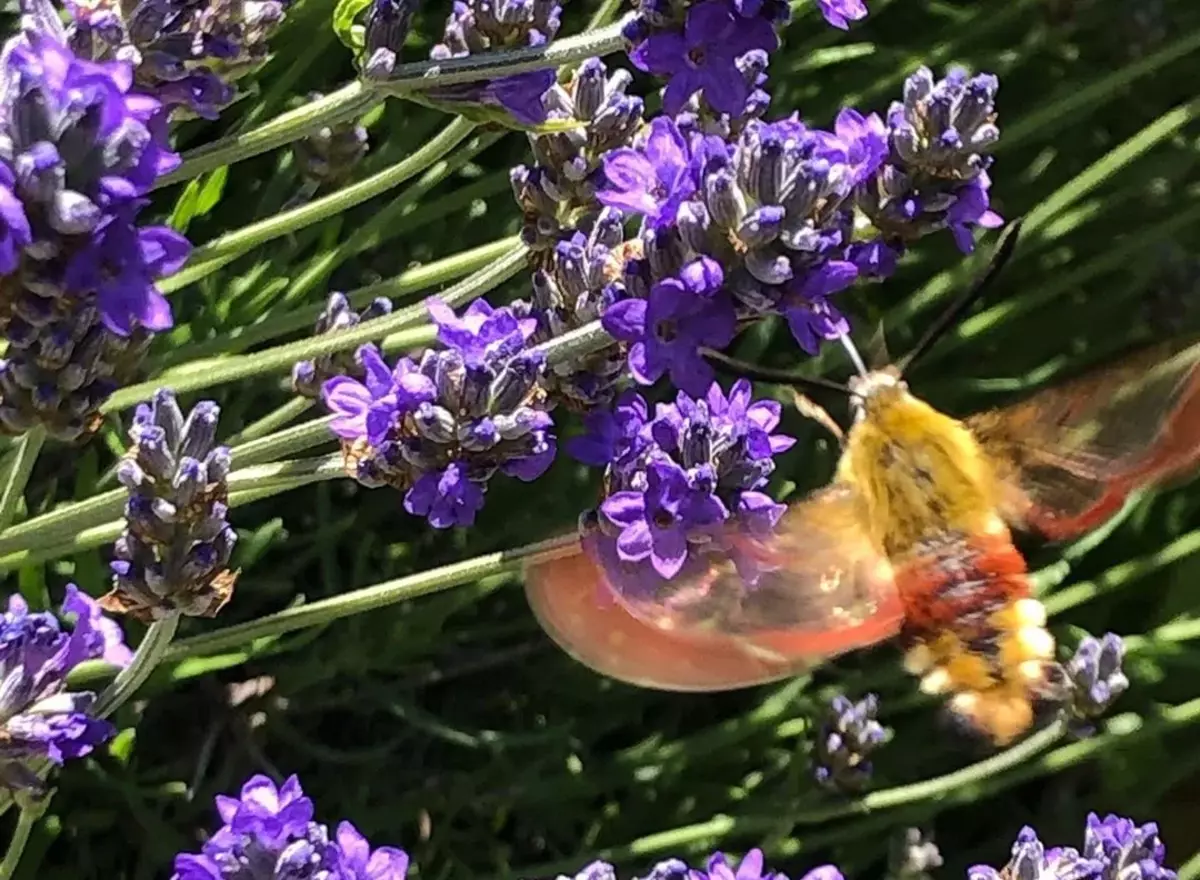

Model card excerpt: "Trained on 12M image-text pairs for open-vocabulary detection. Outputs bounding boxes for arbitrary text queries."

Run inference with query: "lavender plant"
[0,0,1191,874]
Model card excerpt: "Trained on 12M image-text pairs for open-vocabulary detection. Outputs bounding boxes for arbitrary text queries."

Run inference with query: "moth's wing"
[967,339,1200,540]
[523,485,904,692]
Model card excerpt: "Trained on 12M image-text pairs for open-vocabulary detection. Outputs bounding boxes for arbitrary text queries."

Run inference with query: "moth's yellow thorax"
[837,384,1001,554]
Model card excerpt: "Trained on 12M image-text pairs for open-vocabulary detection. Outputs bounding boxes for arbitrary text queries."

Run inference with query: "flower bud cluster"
[0,8,189,441]
[854,65,1003,258]
[811,693,887,793]
[292,292,394,399]
[105,388,238,622]
[66,0,289,119]
[568,378,793,590]
[291,94,370,191]
[323,299,556,528]
[0,586,128,795]
[417,0,564,127]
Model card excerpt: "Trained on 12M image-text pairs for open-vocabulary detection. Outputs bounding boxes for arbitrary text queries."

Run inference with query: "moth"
[523,220,1200,745]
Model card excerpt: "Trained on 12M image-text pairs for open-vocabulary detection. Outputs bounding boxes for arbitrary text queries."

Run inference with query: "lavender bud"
[102,389,237,622]
[812,693,888,793]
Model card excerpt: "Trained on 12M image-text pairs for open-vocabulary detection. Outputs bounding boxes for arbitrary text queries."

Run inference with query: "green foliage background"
[6,0,1200,877]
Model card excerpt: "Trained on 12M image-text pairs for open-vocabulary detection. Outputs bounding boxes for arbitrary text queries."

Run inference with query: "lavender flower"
[854,65,1003,255]
[520,209,632,409]
[628,0,779,117]
[689,850,799,880]
[172,774,409,880]
[104,389,238,621]
[292,292,394,399]
[1084,814,1175,880]
[569,379,792,591]
[361,0,418,79]
[0,586,122,794]
[323,298,555,528]
[418,0,563,126]
[969,826,1103,880]
[512,57,645,254]
[594,113,877,363]
[970,814,1174,880]
[66,0,290,119]
[812,693,887,792]
[815,0,868,30]
[290,95,370,191]
[1062,633,1128,734]
[0,4,189,441]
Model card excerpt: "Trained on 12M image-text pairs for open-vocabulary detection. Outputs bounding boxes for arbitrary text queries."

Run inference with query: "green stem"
[519,700,1200,875]
[155,17,630,189]
[0,426,44,533]
[156,236,518,365]
[1178,846,1200,880]
[155,83,380,189]
[107,245,525,413]
[376,17,630,97]
[157,533,577,663]
[0,796,45,880]
[95,615,180,718]
[180,117,477,272]
[0,454,346,569]
[226,397,314,447]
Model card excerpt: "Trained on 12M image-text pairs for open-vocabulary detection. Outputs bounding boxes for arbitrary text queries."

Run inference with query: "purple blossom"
[603,459,728,578]
[106,389,237,622]
[423,0,562,125]
[66,0,289,120]
[575,380,791,587]
[172,774,409,880]
[292,292,395,400]
[812,693,887,792]
[427,296,538,367]
[855,65,1003,252]
[61,585,132,667]
[690,850,794,880]
[598,117,702,229]
[0,5,189,441]
[603,257,737,396]
[322,301,555,529]
[628,0,779,116]
[816,0,868,29]
[1084,814,1174,880]
[1062,633,1128,735]
[521,210,633,409]
[0,586,120,794]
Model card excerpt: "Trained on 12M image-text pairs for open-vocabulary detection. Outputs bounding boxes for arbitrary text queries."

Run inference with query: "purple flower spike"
[67,0,289,119]
[969,814,1175,880]
[812,693,887,792]
[423,0,562,125]
[0,8,189,442]
[598,117,699,229]
[630,0,779,116]
[854,65,1004,252]
[579,380,793,594]
[816,0,868,29]
[323,299,556,528]
[173,773,410,880]
[106,389,237,622]
[0,586,119,794]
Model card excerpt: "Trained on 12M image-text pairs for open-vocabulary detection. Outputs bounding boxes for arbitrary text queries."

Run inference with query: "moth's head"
[848,367,909,420]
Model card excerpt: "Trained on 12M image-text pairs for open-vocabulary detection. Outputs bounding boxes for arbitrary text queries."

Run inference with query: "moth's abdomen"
[893,528,1056,745]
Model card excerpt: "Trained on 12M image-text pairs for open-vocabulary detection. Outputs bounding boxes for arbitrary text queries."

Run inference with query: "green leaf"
[332,0,372,50]
[167,167,229,233]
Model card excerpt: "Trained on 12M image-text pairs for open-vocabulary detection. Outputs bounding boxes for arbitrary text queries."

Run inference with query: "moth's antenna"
[839,333,870,378]
[702,348,852,396]
[896,218,1025,378]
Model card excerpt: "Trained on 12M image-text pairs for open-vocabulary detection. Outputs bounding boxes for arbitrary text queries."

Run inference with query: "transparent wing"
[523,485,904,692]
[967,339,1200,540]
